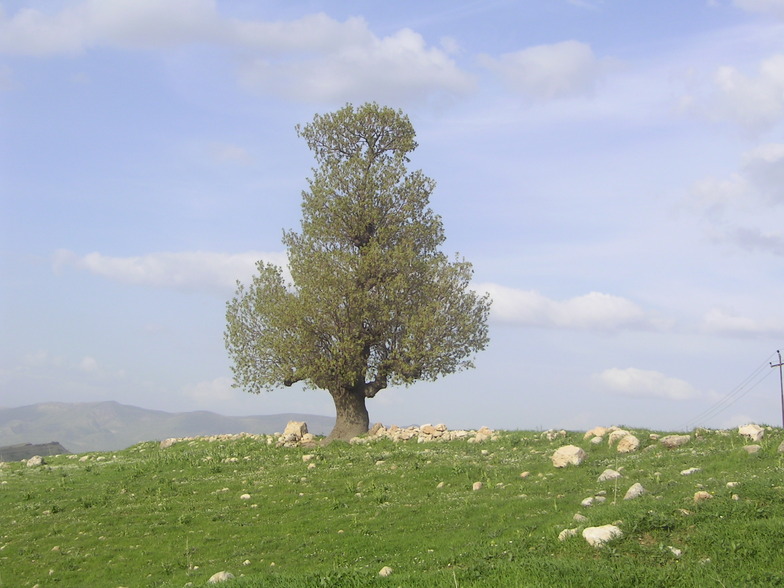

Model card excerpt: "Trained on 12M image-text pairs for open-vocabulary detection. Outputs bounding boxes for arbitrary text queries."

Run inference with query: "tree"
[225,103,491,441]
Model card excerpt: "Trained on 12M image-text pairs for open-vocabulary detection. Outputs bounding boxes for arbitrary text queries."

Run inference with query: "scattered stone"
[543,429,566,441]
[668,546,683,558]
[608,429,630,446]
[472,482,483,491]
[26,455,45,467]
[659,435,691,448]
[208,571,234,583]
[616,435,640,453]
[573,513,589,523]
[558,528,579,541]
[240,494,251,500]
[378,566,393,577]
[551,445,586,468]
[520,471,530,479]
[590,436,604,445]
[694,491,713,503]
[742,445,762,454]
[582,525,623,548]
[623,483,646,500]
[581,495,606,507]
[583,426,608,440]
[159,438,177,449]
[726,482,739,488]
[302,454,315,462]
[681,467,701,476]
[778,440,784,453]
[597,469,622,482]
[738,424,764,442]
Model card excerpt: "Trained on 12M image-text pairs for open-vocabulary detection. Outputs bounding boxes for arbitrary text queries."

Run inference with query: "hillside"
[0,401,334,453]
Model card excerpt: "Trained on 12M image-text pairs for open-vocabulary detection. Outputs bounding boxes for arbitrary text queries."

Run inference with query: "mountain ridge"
[0,401,335,453]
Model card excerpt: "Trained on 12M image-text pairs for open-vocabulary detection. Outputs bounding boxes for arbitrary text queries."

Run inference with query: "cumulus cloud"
[479,40,611,100]
[0,2,473,104]
[711,54,784,131]
[702,308,784,337]
[475,283,661,331]
[53,250,288,293]
[688,143,784,255]
[596,367,702,400]
[181,376,235,405]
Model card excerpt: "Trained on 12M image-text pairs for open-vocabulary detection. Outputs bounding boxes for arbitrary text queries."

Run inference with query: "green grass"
[1,428,783,587]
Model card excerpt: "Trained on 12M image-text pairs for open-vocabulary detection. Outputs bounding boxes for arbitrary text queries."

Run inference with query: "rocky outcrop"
[738,424,764,442]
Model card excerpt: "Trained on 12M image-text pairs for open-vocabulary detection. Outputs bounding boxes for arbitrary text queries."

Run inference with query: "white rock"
[472,481,483,491]
[738,424,764,442]
[581,496,606,507]
[694,491,713,503]
[778,440,784,453]
[681,467,701,476]
[742,445,762,454]
[240,494,251,500]
[283,421,308,440]
[208,571,235,583]
[659,435,690,448]
[26,456,45,467]
[551,445,586,468]
[582,525,623,548]
[668,546,682,558]
[616,435,640,453]
[608,429,630,446]
[583,426,608,440]
[558,528,579,541]
[378,566,393,577]
[573,513,589,523]
[597,469,622,482]
[623,483,646,500]
[590,436,604,445]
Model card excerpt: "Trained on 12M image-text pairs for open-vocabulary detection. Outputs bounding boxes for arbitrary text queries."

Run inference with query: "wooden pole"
[772,350,784,429]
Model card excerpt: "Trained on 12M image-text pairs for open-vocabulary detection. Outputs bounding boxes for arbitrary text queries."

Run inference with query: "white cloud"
[53,250,288,293]
[78,356,99,373]
[702,308,784,336]
[238,26,474,104]
[181,376,235,405]
[733,0,784,19]
[476,283,661,331]
[479,40,611,100]
[712,54,784,131]
[596,367,702,400]
[0,2,473,104]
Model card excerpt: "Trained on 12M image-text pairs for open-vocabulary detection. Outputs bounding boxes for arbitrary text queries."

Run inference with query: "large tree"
[225,103,491,441]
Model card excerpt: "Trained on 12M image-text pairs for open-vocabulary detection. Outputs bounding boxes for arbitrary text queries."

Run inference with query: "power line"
[682,352,777,431]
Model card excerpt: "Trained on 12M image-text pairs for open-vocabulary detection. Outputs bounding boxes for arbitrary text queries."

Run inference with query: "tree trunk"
[327,386,369,441]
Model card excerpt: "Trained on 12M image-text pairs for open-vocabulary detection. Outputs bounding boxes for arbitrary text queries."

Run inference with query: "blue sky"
[1,0,783,432]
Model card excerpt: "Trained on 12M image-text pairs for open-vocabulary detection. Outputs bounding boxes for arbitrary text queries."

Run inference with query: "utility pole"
[772,350,784,428]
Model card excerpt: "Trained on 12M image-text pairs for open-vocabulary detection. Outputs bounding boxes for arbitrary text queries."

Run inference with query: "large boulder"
[616,435,640,453]
[738,424,764,442]
[659,435,690,448]
[582,525,623,548]
[552,445,587,468]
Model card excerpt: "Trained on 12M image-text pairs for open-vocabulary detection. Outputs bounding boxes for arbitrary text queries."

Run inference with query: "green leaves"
[225,102,491,405]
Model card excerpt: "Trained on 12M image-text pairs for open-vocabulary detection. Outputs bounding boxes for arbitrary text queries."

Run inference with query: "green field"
[2,427,783,587]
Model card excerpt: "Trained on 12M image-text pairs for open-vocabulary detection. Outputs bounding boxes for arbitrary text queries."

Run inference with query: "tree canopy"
[225,103,490,440]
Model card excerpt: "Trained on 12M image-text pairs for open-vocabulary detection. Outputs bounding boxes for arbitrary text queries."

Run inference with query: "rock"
[543,429,566,441]
[558,528,579,541]
[378,566,393,577]
[472,481,483,491]
[659,434,691,448]
[573,513,589,523]
[738,424,764,442]
[607,429,630,446]
[742,445,762,454]
[208,571,234,583]
[616,435,640,453]
[283,421,308,440]
[680,467,701,476]
[778,440,784,453]
[623,483,646,500]
[551,445,586,468]
[694,491,713,503]
[668,546,683,558]
[597,469,622,482]
[302,454,315,462]
[581,495,606,507]
[582,525,623,548]
[26,455,45,467]
[240,494,251,500]
[159,438,177,449]
[583,426,608,440]
[590,436,604,445]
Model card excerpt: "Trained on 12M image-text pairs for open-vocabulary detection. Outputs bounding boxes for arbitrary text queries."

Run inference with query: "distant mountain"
[0,401,335,454]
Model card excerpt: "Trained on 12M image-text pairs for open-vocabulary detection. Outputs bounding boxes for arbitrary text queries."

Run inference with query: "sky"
[1,0,783,433]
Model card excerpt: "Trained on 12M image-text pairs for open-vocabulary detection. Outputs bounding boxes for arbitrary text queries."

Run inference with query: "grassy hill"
[1,426,782,587]
[0,401,335,452]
